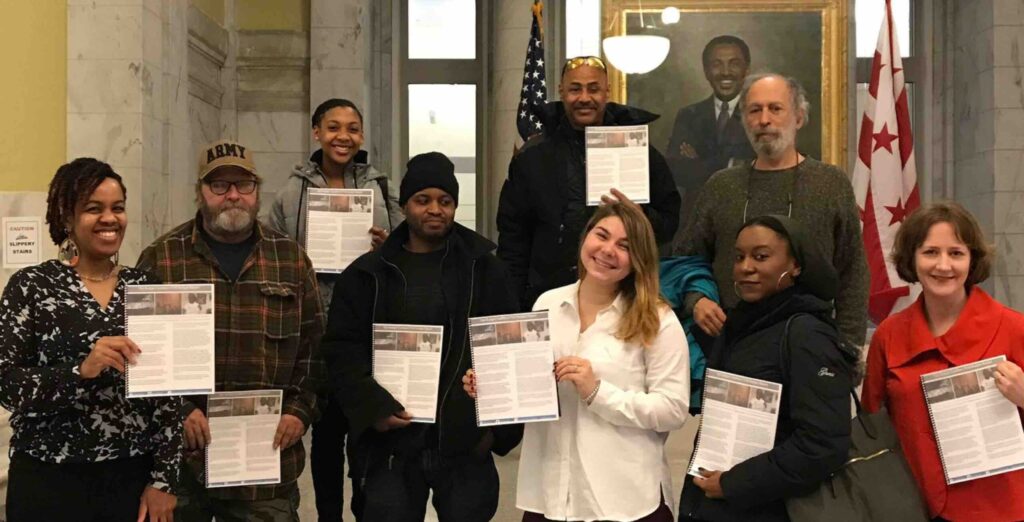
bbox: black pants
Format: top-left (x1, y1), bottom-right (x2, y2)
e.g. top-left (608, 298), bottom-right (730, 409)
top-left (311, 396), bottom-right (348, 521)
top-left (351, 448), bottom-right (499, 522)
top-left (7, 453), bottom-right (151, 522)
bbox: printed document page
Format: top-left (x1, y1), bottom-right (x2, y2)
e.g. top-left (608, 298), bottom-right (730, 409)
top-left (688, 369), bottom-right (782, 476)
top-left (125, 284), bottom-right (215, 398)
top-left (305, 187), bottom-right (374, 272)
top-left (205, 390), bottom-right (283, 488)
top-left (922, 355), bottom-right (1024, 484)
top-left (372, 324), bottom-right (444, 423)
top-left (469, 311), bottom-right (559, 426)
top-left (585, 124), bottom-right (650, 205)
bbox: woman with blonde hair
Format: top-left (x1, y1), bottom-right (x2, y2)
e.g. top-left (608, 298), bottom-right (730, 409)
top-left (467, 195), bottom-right (690, 521)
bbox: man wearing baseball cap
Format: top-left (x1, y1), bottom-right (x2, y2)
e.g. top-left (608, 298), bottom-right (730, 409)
top-left (323, 151), bottom-right (522, 521)
top-left (137, 139), bottom-right (325, 520)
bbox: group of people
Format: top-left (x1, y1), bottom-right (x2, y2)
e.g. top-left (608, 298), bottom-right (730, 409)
top-left (1, 35), bottom-right (1023, 522)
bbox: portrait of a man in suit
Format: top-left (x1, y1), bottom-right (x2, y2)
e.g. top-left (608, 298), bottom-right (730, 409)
top-left (665, 35), bottom-right (757, 233)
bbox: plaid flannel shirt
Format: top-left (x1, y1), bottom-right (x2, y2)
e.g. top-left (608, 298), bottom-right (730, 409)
top-left (137, 216), bottom-right (325, 501)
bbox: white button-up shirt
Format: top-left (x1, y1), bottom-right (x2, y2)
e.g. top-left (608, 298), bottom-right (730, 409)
top-left (516, 282), bottom-right (690, 521)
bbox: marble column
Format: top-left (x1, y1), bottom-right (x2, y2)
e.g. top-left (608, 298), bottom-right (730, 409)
top-left (946, 0), bottom-right (1024, 307)
top-left (67, 0), bottom-right (189, 263)
top-left (310, 0), bottom-right (371, 150)
top-left (486, 0), bottom-right (535, 240)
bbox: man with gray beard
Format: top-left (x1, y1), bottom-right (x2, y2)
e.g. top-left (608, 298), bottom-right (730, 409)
top-left (675, 73), bottom-right (869, 347)
top-left (138, 139), bottom-right (325, 521)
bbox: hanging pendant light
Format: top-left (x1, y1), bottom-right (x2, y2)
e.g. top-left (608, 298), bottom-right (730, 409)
top-left (601, 0), bottom-right (670, 74)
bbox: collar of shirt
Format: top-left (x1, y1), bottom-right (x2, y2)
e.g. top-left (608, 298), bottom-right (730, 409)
top-left (714, 95), bottom-right (740, 120)
top-left (556, 280), bottom-right (626, 316)
top-left (890, 288), bottom-right (1003, 368)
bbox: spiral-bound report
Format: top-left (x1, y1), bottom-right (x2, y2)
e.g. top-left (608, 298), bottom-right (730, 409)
top-left (468, 311), bottom-right (559, 426)
top-left (205, 389), bottom-right (283, 488)
top-left (687, 369), bottom-right (782, 477)
top-left (372, 323), bottom-right (443, 423)
top-left (124, 283), bottom-right (215, 398)
top-left (921, 355), bottom-right (1024, 484)
top-left (304, 187), bottom-right (375, 273)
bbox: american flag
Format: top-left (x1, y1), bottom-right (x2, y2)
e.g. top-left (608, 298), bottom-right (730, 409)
top-left (852, 0), bottom-right (921, 323)
top-left (517, 1), bottom-right (547, 141)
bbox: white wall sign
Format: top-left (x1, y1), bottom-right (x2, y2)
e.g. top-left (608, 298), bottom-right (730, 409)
top-left (3, 217), bottom-right (41, 269)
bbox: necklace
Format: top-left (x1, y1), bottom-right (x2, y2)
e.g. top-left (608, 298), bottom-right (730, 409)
top-left (78, 263), bottom-right (119, 283)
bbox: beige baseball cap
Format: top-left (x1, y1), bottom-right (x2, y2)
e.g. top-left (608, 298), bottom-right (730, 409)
top-left (197, 139), bottom-right (260, 180)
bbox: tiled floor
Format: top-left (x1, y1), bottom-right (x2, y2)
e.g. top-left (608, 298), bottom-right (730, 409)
top-left (297, 417), bottom-right (699, 521)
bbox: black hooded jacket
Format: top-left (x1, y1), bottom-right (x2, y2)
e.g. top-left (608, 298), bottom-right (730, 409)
top-left (679, 216), bottom-right (855, 522)
top-left (497, 101), bottom-right (681, 310)
top-left (322, 221), bottom-right (523, 474)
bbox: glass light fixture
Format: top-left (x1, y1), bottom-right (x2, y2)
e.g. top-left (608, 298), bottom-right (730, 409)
top-left (661, 7), bottom-right (680, 25)
top-left (602, 35), bottom-right (670, 74)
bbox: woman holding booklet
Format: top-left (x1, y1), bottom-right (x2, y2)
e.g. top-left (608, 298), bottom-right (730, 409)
top-left (0, 159), bottom-right (181, 521)
top-left (862, 201), bottom-right (1024, 521)
top-left (678, 215), bottom-right (855, 521)
top-left (268, 97), bottom-right (403, 522)
top-left (466, 199), bottom-right (690, 521)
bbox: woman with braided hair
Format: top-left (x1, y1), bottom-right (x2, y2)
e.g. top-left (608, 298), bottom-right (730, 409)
top-left (0, 158), bottom-right (182, 521)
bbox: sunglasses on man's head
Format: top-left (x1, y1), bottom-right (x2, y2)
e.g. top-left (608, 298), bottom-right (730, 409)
top-left (562, 56), bottom-right (607, 75)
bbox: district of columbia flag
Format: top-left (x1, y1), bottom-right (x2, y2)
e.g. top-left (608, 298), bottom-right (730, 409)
top-left (852, 0), bottom-right (921, 324)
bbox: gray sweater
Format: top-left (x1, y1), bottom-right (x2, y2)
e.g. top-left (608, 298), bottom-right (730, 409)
top-left (677, 157), bottom-right (869, 346)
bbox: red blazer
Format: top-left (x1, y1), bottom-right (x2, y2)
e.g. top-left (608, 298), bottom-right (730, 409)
top-left (863, 288), bottom-right (1024, 521)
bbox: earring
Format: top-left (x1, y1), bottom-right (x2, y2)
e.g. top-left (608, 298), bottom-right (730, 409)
top-left (112, 251), bottom-right (120, 267)
top-left (733, 281), bottom-right (742, 299)
top-left (58, 235), bottom-right (79, 268)
top-left (777, 270), bottom-right (791, 289)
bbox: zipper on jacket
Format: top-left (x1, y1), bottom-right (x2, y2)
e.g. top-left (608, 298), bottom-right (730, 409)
top-left (359, 271), bottom-right (382, 489)
top-left (437, 255), bottom-right (476, 452)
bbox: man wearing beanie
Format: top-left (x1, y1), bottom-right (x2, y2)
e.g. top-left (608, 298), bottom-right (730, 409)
top-left (323, 151), bottom-right (523, 521)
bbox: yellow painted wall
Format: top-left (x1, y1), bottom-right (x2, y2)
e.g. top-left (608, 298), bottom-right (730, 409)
top-left (236, 0), bottom-right (309, 31)
top-left (192, 0), bottom-right (226, 26)
top-left (0, 3), bottom-right (66, 192)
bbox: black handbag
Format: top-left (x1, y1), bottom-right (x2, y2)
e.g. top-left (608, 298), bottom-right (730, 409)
top-left (779, 315), bottom-right (930, 522)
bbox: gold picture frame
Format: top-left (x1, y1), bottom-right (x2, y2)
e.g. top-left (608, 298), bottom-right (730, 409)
top-left (602, 0), bottom-right (848, 167)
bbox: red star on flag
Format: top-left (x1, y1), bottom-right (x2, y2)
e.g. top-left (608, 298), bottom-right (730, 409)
top-left (885, 198), bottom-right (908, 225)
top-left (873, 123), bottom-right (897, 153)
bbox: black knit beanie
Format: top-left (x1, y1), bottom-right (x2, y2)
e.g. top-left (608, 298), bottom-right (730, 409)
top-left (399, 152), bottom-right (459, 206)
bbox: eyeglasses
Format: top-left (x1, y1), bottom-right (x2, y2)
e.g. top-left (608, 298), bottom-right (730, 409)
top-left (206, 180), bottom-right (258, 195)
top-left (562, 55), bottom-right (607, 75)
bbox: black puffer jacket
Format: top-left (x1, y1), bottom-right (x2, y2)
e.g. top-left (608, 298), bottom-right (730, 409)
top-left (323, 221), bottom-right (523, 480)
top-left (679, 287), bottom-right (855, 521)
top-left (497, 101), bottom-right (681, 310)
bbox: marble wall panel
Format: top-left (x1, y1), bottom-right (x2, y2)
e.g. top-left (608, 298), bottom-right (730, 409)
top-left (67, 4), bottom-right (143, 61)
top-left (237, 112), bottom-right (309, 153)
top-left (311, 27), bottom-right (365, 71)
top-left (67, 60), bottom-right (143, 114)
top-left (144, 7), bottom-right (164, 67)
top-left (310, 70), bottom-right (366, 110)
top-left (994, 275), bottom-right (1024, 307)
top-left (311, 0), bottom-right (362, 29)
top-left (994, 150), bottom-right (1024, 191)
top-left (994, 192), bottom-right (1024, 233)
top-left (994, 0), bottom-right (1024, 24)
top-left (66, 113), bottom-right (144, 167)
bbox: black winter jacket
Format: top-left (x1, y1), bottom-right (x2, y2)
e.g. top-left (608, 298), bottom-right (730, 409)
top-left (322, 222), bottom-right (524, 475)
top-left (497, 101), bottom-right (681, 310)
top-left (680, 287), bottom-right (854, 521)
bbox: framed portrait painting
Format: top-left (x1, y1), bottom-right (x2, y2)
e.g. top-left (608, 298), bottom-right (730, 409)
top-left (601, 0), bottom-right (848, 232)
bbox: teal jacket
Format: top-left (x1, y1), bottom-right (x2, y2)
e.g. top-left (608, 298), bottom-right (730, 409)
top-left (659, 255), bottom-right (718, 410)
